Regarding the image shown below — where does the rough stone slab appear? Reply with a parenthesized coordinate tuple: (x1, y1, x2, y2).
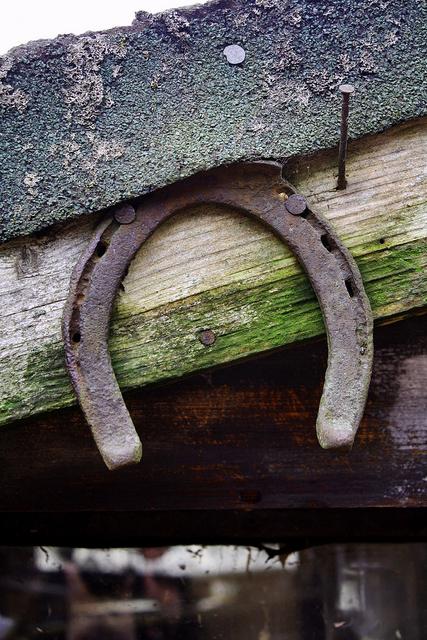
(0, 0, 426, 242)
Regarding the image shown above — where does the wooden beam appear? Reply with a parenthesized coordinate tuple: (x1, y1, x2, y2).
(0, 118, 426, 426)
(0, 317, 425, 518)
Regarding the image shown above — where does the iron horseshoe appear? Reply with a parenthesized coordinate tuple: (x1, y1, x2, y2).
(63, 162, 373, 470)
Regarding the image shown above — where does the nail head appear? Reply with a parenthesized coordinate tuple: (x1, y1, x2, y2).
(198, 329, 216, 346)
(114, 204, 136, 225)
(223, 44, 245, 65)
(285, 194, 307, 216)
(339, 84, 355, 95)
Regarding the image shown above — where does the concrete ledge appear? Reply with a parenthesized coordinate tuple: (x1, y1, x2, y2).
(0, 0, 426, 241)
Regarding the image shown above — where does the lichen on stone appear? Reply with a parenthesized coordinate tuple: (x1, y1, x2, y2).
(0, 58, 29, 112)
(0, 0, 425, 242)
(23, 172, 41, 198)
(63, 33, 127, 126)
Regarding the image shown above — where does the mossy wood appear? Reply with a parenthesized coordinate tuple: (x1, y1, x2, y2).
(0, 118, 426, 426)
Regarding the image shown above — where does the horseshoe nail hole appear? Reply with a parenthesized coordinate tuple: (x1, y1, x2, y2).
(320, 234, 333, 252)
(72, 331, 81, 343)
(344, 278, 355, 298)
(96, 241, 108, 258)
(275, 187, 289, 202)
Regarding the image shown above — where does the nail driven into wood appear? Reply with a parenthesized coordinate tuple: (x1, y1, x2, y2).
(337, 84, 355, 191)
(198, 329, 216, 346)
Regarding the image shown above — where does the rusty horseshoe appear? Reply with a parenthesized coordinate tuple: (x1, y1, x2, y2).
(63, 162, 373, 470)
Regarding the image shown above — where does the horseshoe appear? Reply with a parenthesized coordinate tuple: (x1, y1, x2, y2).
(63, 162, 373, 470)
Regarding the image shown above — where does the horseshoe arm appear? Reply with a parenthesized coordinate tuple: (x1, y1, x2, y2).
(63, 162, 373, 469)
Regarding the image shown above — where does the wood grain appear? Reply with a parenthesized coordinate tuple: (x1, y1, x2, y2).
(0, 118, 426, 426)
(0, 316, 425, 518)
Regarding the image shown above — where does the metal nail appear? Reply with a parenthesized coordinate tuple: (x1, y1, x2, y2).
(223, 44, 245, 65)
(285, 194, 307, 215)
(114, 204, 136, 225)
(198, 329, 216, 346)
(337, 84, 355, 190)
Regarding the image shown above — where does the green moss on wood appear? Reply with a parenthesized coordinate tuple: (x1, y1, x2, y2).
(1, 236, 425, 425)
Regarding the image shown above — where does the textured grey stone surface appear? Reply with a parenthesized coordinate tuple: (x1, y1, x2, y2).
(0, 0, 425, 242)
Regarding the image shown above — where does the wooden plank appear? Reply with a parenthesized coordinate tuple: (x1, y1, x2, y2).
(0, 118, 426, 426)
(0, 316, 425, 516)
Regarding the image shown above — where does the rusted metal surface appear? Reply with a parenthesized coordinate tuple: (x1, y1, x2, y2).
(62, 161, 373, 470)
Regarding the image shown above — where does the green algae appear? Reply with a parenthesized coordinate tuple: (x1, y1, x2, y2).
(1, 236, 425, 426)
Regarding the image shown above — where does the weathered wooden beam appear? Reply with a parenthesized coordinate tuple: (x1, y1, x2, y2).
(0, 317, 425, 518)
(0, 118, 426, 426)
